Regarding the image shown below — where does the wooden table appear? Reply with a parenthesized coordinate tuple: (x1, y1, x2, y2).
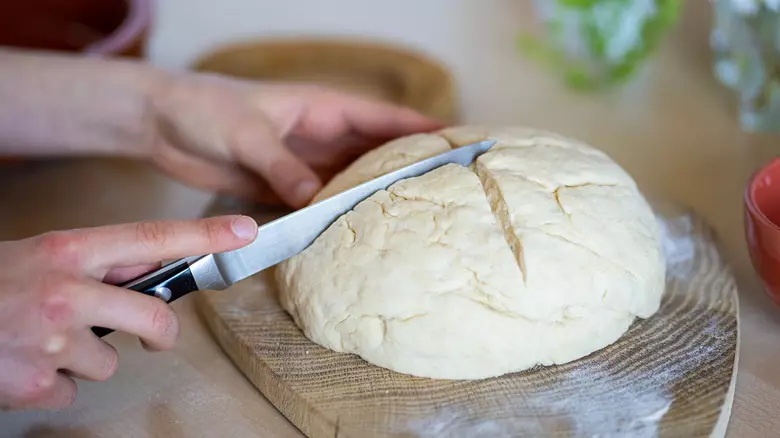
(3, 2, 780, 437)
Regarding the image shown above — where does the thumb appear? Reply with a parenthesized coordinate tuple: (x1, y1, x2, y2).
(230, 119, 321, 208)
(78, 215, 258, 271)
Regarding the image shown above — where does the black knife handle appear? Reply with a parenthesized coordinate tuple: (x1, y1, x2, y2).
(91, 259, 199, 338)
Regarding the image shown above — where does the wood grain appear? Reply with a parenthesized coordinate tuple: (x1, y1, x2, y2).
(190, 38, 459, 123)
(195, 198, 739, 438)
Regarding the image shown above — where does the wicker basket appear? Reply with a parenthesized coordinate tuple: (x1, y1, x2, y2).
(191, 38, 459, 123)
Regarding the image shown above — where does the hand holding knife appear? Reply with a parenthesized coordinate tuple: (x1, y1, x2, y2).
(93, 140, 497, 337)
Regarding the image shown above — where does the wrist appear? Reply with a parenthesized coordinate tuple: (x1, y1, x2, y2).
(0, 48, 171, 159)
(115, 61, 175, 160)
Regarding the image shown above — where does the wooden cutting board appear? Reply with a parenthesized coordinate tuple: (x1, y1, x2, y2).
(195, 198, 739, 438)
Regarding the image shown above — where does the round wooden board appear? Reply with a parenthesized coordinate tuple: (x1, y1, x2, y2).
(191, 38, 459, 123)
(195, 198, 739, 438)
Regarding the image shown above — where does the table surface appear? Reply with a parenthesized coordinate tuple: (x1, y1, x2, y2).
(4, 1, 780, 437)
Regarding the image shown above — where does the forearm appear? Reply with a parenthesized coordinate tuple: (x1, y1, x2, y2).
(0, 47, 169, 158)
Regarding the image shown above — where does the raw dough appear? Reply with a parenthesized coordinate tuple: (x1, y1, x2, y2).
(275, 125, 665, 380)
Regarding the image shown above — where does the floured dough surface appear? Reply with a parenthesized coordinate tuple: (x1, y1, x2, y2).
(276, 125, 665, 379)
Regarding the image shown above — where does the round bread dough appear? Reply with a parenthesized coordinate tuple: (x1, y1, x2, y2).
(275, 125, 665, 380)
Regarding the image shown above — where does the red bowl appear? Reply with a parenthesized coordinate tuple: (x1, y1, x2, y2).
(0, 0, 151, 56)
(745, 157, 780, 306)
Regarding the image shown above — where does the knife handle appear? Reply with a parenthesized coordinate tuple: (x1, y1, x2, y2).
(91, 259, 199, 338)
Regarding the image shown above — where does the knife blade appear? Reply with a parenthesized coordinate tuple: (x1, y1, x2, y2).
(92, 139, 496, 337)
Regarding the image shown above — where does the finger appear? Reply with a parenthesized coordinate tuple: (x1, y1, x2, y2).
(230, 118, 322, 208)
(285, 132, 381, 168)
(344, 101, 445, 139)
(74, 215, 258, 270)
(77, 279, 180, 351)
(36, 372, 77, 410)
(154, 143, 266, 197)
(154, 144, 284, 204)
(58, 331, 118, 381)
(103, 263, 161, 285)
(297, 88, 446, 142)
(16, 372, 77, 411)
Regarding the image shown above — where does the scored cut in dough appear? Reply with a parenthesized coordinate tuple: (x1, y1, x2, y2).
(275, 125, 665, 380)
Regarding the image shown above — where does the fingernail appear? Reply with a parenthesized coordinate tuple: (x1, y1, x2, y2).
(231, 216, 257, 240)
(295, 180, 320, 205)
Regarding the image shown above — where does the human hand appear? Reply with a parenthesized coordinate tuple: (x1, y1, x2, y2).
(0, 49, 441, 193)
(0, 215, 258, 410)
(147, 75, 445, 208)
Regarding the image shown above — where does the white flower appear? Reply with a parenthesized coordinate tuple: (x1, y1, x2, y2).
(765, 0, 780, 11)
(730, 0, 780, 14)
(731, 0, 760, 15)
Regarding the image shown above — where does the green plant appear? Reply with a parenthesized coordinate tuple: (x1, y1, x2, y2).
(519, 0, 683, 91)
(712, 0, 780, 131)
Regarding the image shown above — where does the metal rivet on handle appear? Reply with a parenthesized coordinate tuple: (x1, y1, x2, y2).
(154, 286, 172, 302)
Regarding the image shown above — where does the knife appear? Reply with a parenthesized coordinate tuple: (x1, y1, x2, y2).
(92, 139, 496, 337)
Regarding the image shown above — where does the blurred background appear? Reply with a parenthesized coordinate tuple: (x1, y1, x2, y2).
(0, 0, 758, 129)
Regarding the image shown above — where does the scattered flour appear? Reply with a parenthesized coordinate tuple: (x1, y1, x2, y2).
(656, 214, 696, 280)
(402, 341, 723, 438)
(399, 213, 731, 437)
(404, 362, 675, 438)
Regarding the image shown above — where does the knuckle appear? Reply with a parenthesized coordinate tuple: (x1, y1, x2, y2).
(16, 388, 45, 407)
(60, 383, 78, 408)
(202, 219, 225, 247)
(148, 303, 179, 345)
(18, 370, 54, 405)
(47, 378, 77, 410)
(268, 159, 306, 188)
(97, 346, 119, 381)
(135, 221, 174, 250)
(36, 231, 82, 268)
(230, 125, 268, 154)
(38, 277, 75, 326)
